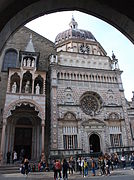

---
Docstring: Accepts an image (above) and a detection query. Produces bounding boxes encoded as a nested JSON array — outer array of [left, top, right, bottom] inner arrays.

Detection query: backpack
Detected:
[[55, 161, 61, 170], [91, 160, 95, 168]]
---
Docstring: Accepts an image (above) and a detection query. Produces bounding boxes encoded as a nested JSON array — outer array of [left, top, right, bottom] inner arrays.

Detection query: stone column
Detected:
[[41, 120, 45, 160], [7, 75, 11, 93], [19, 76, 23, 93], [0, 119, 7, 163], [32, 79, 34, 94], [43, 77, 46, 95]]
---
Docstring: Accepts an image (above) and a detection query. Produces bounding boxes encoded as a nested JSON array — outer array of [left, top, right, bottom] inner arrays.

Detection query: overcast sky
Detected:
[[26, 10, 134, 101]]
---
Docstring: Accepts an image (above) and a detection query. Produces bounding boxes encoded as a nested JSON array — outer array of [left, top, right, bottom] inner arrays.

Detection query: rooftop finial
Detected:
[[69, 15, 78, 30], [25, 34, 35, 52], [72, 14, 74, 21], [111, 51, 119, 70], [132, 91, 134, 98], [112, 51, 116, 60]]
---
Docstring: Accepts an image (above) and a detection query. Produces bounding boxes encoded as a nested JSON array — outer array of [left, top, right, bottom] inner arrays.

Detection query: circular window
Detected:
[[80, 92, 103, 115]]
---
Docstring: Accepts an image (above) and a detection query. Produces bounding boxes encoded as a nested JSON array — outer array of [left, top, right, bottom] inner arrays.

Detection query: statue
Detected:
[[35, 83, 40, 94], [11, 82, 17, 93], [112, 51, 119, 69], [114, 59, 119, 69], [50, 55, 58, 64], [27, 58, 31, 67], [32, 60, 34, 67], [25, 81, 30, 93], [23, 59, 26, 66]]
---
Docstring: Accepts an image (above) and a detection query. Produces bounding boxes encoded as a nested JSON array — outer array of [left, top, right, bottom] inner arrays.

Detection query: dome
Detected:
[[55, 29, 96, 44], [55, 16, 96, 45]]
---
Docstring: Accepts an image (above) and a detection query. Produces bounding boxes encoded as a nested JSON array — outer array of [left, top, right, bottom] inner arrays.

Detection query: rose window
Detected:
[[80, 92, 103, 115]]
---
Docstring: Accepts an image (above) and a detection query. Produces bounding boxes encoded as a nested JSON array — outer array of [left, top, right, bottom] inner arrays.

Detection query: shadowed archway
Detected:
[[0, 1, 134, 51]]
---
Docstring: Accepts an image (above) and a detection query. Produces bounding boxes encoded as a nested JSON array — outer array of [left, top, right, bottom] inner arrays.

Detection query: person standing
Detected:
[[13, 150, 17, 164], [24, 158, 29, 175], [91, 157, 96, 176], [69, 156, 75, 174], [121, 154, 126, 169], [114, 153, 119, 168], [83, 158, 88, 177], [6, 151, 11, 164], [54, 160, 62, 180], [100, 156, 105, 175], [20, 148, 25, 163], [62, 158, 69, 180], [53, 160, 57, 180], [98, 156, 102, 175], [130, 152, 134, 170], [81, 157, 84, 177], [77, 157, 82, 175], [105, 156, 111, 176]]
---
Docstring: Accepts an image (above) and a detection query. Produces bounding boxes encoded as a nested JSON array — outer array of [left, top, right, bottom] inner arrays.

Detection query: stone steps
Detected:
[[0, 164, 20, 174]]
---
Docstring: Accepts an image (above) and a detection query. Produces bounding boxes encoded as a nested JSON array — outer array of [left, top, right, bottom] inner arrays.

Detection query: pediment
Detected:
[[82, 118, 105, 126], [64, 112, 76, 121]]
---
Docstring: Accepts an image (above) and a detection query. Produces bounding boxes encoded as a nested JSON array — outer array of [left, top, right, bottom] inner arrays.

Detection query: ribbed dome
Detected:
[[55, 28, 96, 44], [55, 16, 96, 45]]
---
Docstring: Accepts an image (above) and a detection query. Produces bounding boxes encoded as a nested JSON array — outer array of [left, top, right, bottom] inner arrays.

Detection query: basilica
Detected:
[[0, 17, 134, 162]]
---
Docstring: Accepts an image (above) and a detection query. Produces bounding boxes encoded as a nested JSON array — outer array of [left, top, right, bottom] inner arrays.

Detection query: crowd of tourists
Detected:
[[53, 156, 75, 180], [52, 152, 134, 180], [6, 149, 134, 179]]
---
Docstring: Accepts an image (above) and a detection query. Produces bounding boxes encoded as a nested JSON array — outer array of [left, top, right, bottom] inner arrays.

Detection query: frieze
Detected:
[[104, 112, 124, 121]]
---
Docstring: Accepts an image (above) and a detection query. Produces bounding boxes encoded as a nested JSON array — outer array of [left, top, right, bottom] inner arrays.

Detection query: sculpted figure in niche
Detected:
[[50, 55, 57, 64], [27, 58, 31, 67], [109, 95, 114, 104], [35, 83, 40, 94], [11, 82, 17, 93], [32, 60, 34, 67], [23, 59, 26, 66], [25, 81, 30, 93], [65, 93, 74, 104], [66, 93, 72, 102]]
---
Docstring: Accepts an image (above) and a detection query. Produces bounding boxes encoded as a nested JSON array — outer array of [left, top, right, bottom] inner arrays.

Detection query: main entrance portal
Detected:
[[1, 102, 43, 162], [14, 127, 32, 160], [89, 134, 101, 153]]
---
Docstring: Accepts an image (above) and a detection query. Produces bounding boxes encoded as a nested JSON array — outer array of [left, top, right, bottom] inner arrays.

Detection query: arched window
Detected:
[[2, 49, 18, 71], [21, 71, 32, 93], [10, 72, 20, 93], [34, 75, 44, 94]]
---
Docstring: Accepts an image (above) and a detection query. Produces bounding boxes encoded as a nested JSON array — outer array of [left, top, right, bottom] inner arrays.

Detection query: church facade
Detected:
[[0, 17, 134, 162]]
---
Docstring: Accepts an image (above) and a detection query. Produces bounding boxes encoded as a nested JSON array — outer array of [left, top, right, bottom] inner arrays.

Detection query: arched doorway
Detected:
[[14, 117, 32, 160], [5, 103, 42, 161], [89, 133, 100, 153]]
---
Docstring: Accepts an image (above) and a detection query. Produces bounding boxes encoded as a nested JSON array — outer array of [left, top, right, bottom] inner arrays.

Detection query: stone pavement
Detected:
[[0, 168, 134, 179]]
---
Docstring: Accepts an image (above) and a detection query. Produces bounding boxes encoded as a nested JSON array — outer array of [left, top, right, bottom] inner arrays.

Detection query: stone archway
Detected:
[[1, 99, 45, 162], [5, 103, 42, 161], [0, 1, 134, 51], [3, 99, 45, 120]]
